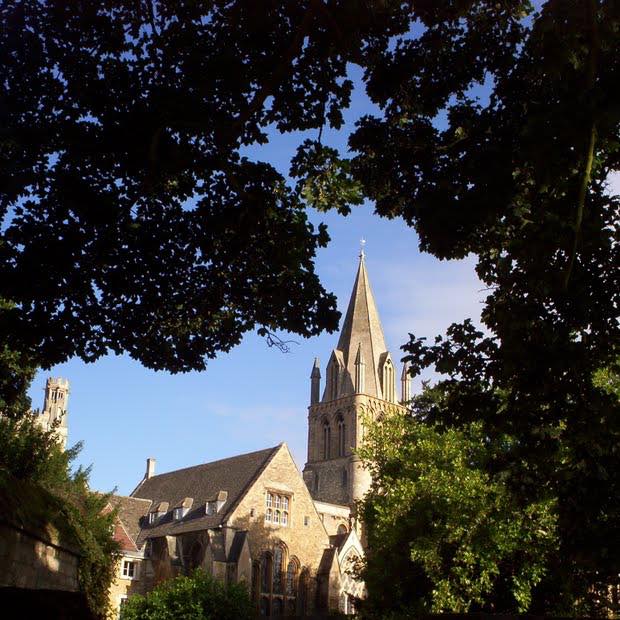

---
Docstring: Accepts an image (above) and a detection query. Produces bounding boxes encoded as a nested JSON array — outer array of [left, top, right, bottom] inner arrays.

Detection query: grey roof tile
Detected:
[[131, 445, 280, 545]]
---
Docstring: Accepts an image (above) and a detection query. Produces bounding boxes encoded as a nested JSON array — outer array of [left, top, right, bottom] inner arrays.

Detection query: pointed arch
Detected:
[[336, 413, 346, 456], [321, 417, 331, 460]]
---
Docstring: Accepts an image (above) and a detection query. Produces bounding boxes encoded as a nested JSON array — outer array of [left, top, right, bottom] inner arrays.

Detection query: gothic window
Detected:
[[322, 420, 331, 459], [337, 415, 346, 456], [337, 523, 348, 535], [261, 552, 272, 594], [286, 557, 300, 596], [259, 544, 296, 613], [273, 544, 285, 594]]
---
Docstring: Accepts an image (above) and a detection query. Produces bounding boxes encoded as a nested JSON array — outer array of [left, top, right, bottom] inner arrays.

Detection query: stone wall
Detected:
[[0, 522, 79, 591]]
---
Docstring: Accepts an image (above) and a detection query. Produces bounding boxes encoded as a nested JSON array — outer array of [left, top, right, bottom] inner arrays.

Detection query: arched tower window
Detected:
[[337, 415, 346, 456], [382, 358, 395, 402], [329, 361, 339, 400], [322, 420, 331, 460], [341, 467, 348, 489]]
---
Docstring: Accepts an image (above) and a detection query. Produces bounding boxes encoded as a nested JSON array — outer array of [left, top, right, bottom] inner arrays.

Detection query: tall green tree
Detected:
[[343, 0, 619, 609], [358, 409, 558, 617]]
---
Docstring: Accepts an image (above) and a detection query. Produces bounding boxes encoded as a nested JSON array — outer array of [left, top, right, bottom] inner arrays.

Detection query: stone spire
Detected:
[[325, 251, 389, 400]]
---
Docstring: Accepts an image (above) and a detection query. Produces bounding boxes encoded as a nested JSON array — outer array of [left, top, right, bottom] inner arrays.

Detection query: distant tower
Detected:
[[37, 377, 70, 449], [303, 250, 407, 515]]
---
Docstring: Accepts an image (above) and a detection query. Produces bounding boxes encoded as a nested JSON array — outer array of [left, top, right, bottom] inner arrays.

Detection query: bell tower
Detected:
[[303, 249, 410, 511], [38, 377, 70, 449]]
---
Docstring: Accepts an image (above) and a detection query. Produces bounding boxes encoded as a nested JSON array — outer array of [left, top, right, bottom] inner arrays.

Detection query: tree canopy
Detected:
[[1, 0, 618, 608], [358, 410, 558, 616]]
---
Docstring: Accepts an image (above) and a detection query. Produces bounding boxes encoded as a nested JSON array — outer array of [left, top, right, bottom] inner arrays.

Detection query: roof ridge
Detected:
[[137, 445, 281, 482]]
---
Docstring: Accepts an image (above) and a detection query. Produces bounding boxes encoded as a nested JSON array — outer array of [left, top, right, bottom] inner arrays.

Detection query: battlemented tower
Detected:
[[37, 377, 70, 449], [303, 250, 410, 511]]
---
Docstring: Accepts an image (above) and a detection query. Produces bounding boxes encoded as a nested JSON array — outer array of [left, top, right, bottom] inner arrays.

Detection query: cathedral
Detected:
[[103, 250, 411, 616]]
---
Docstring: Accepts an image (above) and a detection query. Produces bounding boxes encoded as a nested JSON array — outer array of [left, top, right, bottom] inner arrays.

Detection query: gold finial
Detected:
[[359, 238, 366, 259]]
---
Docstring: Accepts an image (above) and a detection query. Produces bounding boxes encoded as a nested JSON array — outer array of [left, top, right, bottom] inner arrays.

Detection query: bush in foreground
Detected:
[[120, 569, 252, 620]]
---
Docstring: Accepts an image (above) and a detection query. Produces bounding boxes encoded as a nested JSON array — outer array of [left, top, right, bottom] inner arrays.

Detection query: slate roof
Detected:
[[131, 445, 281, 545], [107, 495, 152, 552]]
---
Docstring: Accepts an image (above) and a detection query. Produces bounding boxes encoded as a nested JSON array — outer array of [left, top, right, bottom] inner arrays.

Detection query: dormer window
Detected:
[[205, 491, 227, 516], [173, 497, 193, 521], [148, 501, 169, 524]]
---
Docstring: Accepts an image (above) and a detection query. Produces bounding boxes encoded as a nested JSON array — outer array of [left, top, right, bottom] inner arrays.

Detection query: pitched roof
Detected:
[[131, 445, 281, 544], [327, 253, 388, 400], [107, 495, 152, 552]]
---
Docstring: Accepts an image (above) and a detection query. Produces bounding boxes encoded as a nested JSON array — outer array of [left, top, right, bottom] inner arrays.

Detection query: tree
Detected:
[[1, 1, 361, 378], [0, 413, 120, 618], [357, 408, 557, 617], [344, 1, 619, 610], [119, 569, 252, 620]]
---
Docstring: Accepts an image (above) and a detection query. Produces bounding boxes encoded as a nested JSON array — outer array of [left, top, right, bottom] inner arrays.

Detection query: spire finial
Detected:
[[359, 238, 366, 259]]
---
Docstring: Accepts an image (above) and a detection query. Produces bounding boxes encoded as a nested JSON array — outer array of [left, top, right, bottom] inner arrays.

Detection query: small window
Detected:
[[174, 507, 184, 521], [282, 497, 289, 511], [282, 511, 288, 526], [122, 560, 136, 579], [265, 508, 272, 522], [275, 495, 281, 509], [304, 516, 309, 526], [148, 512, 156, 525], [250, 508, 255, 517], [273, 510, 280, 525], [266, 493, 273, 508]]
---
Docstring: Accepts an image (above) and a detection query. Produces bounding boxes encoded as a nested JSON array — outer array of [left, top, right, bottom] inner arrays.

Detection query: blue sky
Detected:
[[29, 205, 486, 495], [28, 60, 619, 497]]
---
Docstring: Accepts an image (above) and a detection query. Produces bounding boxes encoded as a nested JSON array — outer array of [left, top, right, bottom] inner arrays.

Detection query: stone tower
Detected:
[[303, 250, 409, 512], [37, 377, 70, 449]]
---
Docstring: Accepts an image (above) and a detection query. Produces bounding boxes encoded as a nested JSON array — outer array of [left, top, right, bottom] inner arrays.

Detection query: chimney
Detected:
[[146, 457, 156, 480]]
